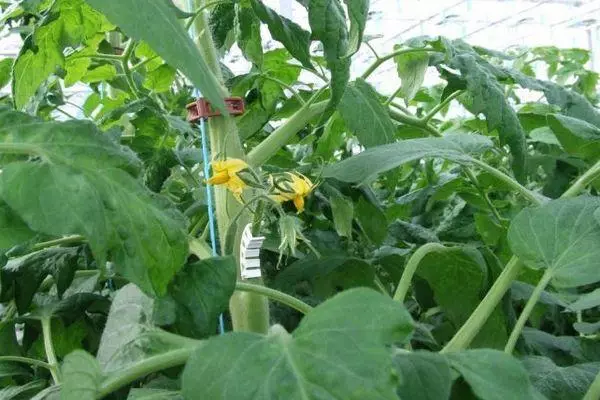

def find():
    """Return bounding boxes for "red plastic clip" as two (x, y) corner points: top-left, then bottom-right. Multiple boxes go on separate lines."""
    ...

(186, 97), (245, 122)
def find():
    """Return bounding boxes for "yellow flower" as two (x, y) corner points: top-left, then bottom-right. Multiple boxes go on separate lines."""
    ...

(270, 172), (314, 213)
(207, 158), (248, 200)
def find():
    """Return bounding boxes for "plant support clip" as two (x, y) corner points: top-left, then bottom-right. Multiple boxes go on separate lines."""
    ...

(240, 224), (265, 280)
(186, 97), (245, 122)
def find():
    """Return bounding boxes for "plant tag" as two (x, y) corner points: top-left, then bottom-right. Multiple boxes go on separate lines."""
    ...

(240, 224), (265, 279)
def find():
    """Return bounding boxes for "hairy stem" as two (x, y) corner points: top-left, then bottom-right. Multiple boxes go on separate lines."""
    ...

(42, 317), (61, 383)
(504, 269), (553, 354)
(471, 160), (543, 206)
(422, 90), (464, 123)
(393, 243), (447, 303)
(32, 235), (85, 251)
(235, 282), (313, 315)
(247, 100), (328, 167)
(261, 74), (305, 105)
(388, 107), (441, 137)
(121, 40), (140, 98)
(97, 348), (198, 398)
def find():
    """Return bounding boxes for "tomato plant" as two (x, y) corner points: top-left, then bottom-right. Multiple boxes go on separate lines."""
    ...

(0, 0), (599, 399)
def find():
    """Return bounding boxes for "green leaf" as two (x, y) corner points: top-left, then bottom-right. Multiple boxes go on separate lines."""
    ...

(342, 0), (368, 57)
(1, 247), (83, 313)
(338, 78), (395, 147)
(250, 0), (312, 68)
(96, 283), (153, 372)
(61, 350), (102, 400)
(235, 0), (263, 66)
(0, 202), (36, 251)
(329, 189), (354, 238)
(393, 351), (452, 400)
(82, 64), (117, 83)
(154, 257), (236, 339)
(13, 0), (113, 109)
(84, 0), (227, 113)
(414, 245), (507, 348)
(394, 48), (429, 102)
(0, 58), (13, 90)
(143, 64), (176, 93)
(522, 356), (600, 400)
(209, 3), (236, 51)
(450, 54), (527, 180)
(0, 109), (187, 296)
(547, 114), (600, 161)
(274, 256), (376, 300)
(323, 134), (493, 184)
(308, 0), (351, 115)
(573, 321), (600, 335)
(0, 380), (46, 399)
(355, 196), (388, 246)
(182, 288), (414, 399)
(508, 197), (600, 288)
(567, 288), (600, 312)
(447, 349), (537, 400)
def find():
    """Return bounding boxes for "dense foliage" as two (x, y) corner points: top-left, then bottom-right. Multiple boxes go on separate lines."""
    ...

(0, 0), (600, 399)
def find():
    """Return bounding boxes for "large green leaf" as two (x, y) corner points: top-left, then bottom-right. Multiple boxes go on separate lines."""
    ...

(13, 0), (113, 109)
(447, 350), (538, 400)
(338, 78), (395, 147)
(508, 197), (600, 288)
(60, 350), (103, 400)
(323, 134), (493, 184)
(547, 114), (600, 161)
(154, 257), (236, 339)
(394, 48), (429, 102)
(182, 288), (414, 399)
(84, 0), (227, 113)
(308, 0), (351, 115)
(0, 58), (13, 90)
(450, 54), (526, 180)
(522, 356), (600, 400)
(328, 188), (354, 238)
(342, 0), (369, 57)
(0, 109), (187, 296)
(209, 3), (236, 51)
(250, 0), (312, 68)
(393, 351), (452, 400)
(414, 245), (507, 348)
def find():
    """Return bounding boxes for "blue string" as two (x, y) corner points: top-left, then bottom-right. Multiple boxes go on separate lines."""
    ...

(185, 0), (225, 335)
(198, 116), (225, 335)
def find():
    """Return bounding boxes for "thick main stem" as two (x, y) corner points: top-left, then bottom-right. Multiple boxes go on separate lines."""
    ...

(191, 0), (269, 334)
(504, 269), (553, 354)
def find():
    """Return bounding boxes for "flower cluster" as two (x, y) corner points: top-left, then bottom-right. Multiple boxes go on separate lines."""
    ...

(206, 158), (315, 213)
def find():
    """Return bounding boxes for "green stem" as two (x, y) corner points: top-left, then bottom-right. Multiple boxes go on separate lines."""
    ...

(247, 100), (328, 167)
(393, 243), (447, 303)
(422, 90), (464, 123)
(298, 65), (328, 82)
(389, 107), (441, 138)
(68, 53), (123, 62)
(32, 235), (85, 251)
(463, 167), (504, 224)
(584, 369), (600, 400)
(384, 85), (404, 106)
(562, 159), (600, 198)
(96, 348), (197, 399)
(121, 40), (140, 98)
(235, 282), (313, 315)
(441, 256), (523, 353)
(471, 159), (543, 206)
(504, 269), (554, 354)
(0, 356), (54, 371)
(41, 317), (61, 383)
(362, 48), (440, 80)
(39, 270), (99, 292)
